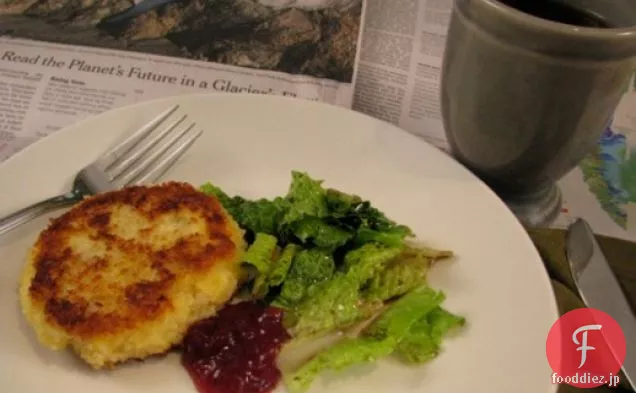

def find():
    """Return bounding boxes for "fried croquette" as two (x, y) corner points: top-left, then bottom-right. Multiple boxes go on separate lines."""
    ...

(19, 182), (246, 369)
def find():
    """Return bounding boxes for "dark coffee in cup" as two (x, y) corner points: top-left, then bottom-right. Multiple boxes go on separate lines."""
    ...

(498, 0), (612, 28)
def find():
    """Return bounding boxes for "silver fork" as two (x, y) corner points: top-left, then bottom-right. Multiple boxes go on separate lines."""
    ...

(0, 104), (202, 237)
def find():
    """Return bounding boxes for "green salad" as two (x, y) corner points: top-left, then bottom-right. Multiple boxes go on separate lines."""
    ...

(200, 171), (465, 393)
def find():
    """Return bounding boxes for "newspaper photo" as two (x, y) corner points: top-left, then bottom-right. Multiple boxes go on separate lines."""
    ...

(0, 0), (362, 83)
(0, 0), (635, 243)
(0, 0), (365, 159)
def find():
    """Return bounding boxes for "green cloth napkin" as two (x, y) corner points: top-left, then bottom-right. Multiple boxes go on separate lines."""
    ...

(527, 228), (636, 393)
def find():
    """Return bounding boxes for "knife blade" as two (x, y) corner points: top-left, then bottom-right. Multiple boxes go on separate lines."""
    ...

(566, 218), (636, 390)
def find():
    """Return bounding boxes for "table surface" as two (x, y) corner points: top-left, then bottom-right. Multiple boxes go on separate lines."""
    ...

(527, 228), (636, 393)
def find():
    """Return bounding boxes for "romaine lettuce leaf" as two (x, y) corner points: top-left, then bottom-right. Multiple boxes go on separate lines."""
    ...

(428, 305), (465, 338)
(236, 197), (289, 236)
(325, 188), (362, 216)
(285, 337), (395, 393)
(200, 182), (289, 236)
(393, 317), (437, 363)
(363, 286), (444, 341)
(325, 188), (413, 247)
(364, 262), (426, 302)
(242, 233), (279, 298)
(290, 216), (353, 250)
(274, 248), (335, 309)
(200, 182), (235, 207)
(286, 244), (402, 337)
(395, 307), (465, 364)
(284, 286), (449, 393)
(354, 226), (412, 247)
(363, 245), (446, 302)
(343, 243), (403, 281)
(243, 232), (278, 274)
(282, 171), (328, 226)
(285, 273), (374, 337)
(201, 173), (414, 249)
(267, 243), (301, 287)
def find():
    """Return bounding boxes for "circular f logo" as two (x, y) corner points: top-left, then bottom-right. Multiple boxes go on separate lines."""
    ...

(572, 324), (602, 368)
(546, 308), (626, 388)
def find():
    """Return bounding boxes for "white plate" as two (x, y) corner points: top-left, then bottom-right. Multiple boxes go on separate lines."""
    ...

(0, 94), (558, 393)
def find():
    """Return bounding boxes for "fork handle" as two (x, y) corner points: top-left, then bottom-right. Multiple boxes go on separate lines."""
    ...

(0, 193), (79, 237)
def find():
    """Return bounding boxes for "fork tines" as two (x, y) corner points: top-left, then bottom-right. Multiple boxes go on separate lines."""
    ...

(98, 104), (202, 187)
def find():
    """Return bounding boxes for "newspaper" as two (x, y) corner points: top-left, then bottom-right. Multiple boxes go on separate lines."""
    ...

(1, 0), (635, 243)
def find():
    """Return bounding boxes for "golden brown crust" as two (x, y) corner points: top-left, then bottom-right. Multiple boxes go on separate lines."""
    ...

(27, 182), (239, 339)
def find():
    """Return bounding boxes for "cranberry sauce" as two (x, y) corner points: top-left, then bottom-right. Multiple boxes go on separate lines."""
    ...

(181, 301), (291, 393)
